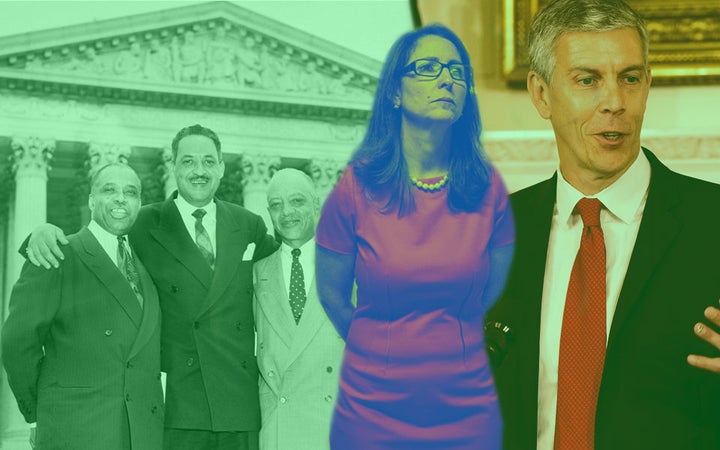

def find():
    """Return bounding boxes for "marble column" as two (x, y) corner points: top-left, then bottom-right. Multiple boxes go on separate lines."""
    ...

(241, 153), (281, 231)
(1, 137), (55, 449)
(307, 157), (345, 206)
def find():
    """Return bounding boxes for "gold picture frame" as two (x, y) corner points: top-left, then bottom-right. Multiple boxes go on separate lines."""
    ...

(503, 0), (720, 87)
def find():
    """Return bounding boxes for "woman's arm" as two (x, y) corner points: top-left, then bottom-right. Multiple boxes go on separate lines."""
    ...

(316, 245), (356, 340)
(482, 243), (514, 310)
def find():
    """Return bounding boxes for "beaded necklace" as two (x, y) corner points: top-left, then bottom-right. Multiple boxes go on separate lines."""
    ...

(410, 174), (448, 192)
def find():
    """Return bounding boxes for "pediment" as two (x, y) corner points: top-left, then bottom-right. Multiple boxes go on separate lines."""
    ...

(0, 1), (381, 119)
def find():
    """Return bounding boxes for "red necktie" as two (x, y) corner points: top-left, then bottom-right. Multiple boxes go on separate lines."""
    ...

(555, 198), (606, 450)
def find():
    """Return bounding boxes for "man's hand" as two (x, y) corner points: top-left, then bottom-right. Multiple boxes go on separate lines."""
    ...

(27, 224), (68, 269)
(687, 299), (720, 374)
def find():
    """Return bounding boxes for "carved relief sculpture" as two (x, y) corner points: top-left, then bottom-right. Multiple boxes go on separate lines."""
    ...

(205, 26), (238, 86)
(113, 42), (144, 78)
(236, 36), (263, 88)
(144, 38), (173, 81)
(172, 31), (206, 83)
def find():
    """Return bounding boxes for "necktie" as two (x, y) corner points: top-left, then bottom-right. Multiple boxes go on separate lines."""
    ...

(117, 236), (144, 308)
(554, 198), (606, 450)
(192, 208), (215, 269)
(289, 248), (307, 324)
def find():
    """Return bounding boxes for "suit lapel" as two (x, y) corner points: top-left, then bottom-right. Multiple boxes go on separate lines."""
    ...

(283, 278), (325, 373)
(127, 255), (160, 359)
(149, 196), (213, 289)
(75, 227), (143, 329)
(197, 200), (247, 316)
(607, 150), (681, 351)
(256, 251), (295, 349)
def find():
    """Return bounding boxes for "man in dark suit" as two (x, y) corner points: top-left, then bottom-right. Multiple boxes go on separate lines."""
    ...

(25, 125), (278, 450)
(486, 1), (720, 449)
(2, 163), (164, 450)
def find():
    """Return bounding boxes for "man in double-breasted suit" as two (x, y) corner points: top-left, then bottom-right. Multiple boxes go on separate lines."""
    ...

(254, 169), (344, 450)
(26, 125), (278, 450)
(3, 163), (163, 450)
(486, 1), (720, 449)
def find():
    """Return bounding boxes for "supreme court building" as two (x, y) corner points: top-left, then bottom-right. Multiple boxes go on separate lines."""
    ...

(0, 2), (379, 447)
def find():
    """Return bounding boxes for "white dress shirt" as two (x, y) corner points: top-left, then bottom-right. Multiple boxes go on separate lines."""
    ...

(87, 220), (131, 268)
(280, 238), (315, 301)
(536, 151), (651, 450)
(174, 196), (217, 254)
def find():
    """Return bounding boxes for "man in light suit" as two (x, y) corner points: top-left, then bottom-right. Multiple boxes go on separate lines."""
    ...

(486, 1), (720, 449)
(3, 163), (163, 450)
(254, 168), (344, 450)
(26, 125), (278, 450)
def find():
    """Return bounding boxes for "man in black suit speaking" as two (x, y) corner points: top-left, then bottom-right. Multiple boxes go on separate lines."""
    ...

(486, 1), (720, 449)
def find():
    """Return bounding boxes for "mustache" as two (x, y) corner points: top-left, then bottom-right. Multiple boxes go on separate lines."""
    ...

(189, 176), (210, 183)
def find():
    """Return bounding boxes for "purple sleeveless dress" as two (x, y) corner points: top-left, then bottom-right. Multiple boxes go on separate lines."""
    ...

(316, 167), (514, 450)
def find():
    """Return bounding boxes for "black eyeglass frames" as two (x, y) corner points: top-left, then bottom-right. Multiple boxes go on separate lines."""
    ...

(404, 58), (469, 82)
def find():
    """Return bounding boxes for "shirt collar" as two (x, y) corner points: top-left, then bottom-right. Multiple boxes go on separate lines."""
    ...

(87, 219), (129, 257)
(174, 194), (216, 222)
(556, 149), (651, 225)
(281, 237), (315, 258)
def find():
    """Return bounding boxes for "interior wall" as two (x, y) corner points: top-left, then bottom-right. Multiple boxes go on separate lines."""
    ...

(416, 0), (720, 134)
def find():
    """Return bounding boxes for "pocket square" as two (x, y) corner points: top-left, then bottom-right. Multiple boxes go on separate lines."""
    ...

(242, 243), (256, 261)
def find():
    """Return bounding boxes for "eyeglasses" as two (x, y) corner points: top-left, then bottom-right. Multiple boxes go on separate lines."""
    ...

(404, 58), (469, 82)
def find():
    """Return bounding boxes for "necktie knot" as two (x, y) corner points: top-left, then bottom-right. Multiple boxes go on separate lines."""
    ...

(192, 208), (207, 221)
(291, 248), (301, 259)
(575, 198), (603, 228)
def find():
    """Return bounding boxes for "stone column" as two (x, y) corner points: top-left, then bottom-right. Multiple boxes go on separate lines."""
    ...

(307, 157), (345, 206)
(241, 153), (281, 231)
(162, 146), (177, 199)
(1, 136), (55, 449)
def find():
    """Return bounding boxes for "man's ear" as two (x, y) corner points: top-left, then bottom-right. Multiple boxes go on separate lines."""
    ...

(527, 70), (552, 120)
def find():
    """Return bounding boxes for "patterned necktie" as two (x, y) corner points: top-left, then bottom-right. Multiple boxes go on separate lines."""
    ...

(555, 198), (607, 450)
(192, 208), (215, 269)
(289, 248), (307, 324)
(117, 236), (144, 308)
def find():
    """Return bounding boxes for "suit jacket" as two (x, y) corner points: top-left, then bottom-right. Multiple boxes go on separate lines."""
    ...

(254, 248), (345, 450)
(488, 149), (720, 450)
(130, 194), (278, 431)
(2, 227), (163, 450)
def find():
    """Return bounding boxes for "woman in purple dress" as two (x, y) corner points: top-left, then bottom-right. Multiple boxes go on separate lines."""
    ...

(315, 24), (514, 449)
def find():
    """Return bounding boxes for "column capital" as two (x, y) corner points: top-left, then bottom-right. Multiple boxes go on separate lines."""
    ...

(87, 142), (131, 178)
(10, 137), (56, 178)
(240, 153), (282, 191)
(307, 157), (346, 189)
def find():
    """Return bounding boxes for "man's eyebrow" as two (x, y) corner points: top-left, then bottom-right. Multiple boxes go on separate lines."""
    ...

(568, 65), (646, 76)
(567, 67), (602, 77)
(619, 65), (646, 74)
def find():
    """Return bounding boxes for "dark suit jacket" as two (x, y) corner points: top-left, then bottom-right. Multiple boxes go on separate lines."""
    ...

(2, 227), (163, 450)
(488, 149), (720, 450)
(129, 194), (278, 432)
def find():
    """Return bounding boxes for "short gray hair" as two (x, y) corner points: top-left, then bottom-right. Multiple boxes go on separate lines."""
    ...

(529, 0), (649, 84)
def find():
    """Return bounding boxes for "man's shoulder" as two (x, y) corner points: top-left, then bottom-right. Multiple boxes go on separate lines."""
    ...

(254, 247), (281, 271)
(217, 199), (261, 220)
(509, 176), (555, 210)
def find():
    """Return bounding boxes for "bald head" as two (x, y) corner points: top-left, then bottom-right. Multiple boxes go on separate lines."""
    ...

(266, 169), (319, 248)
